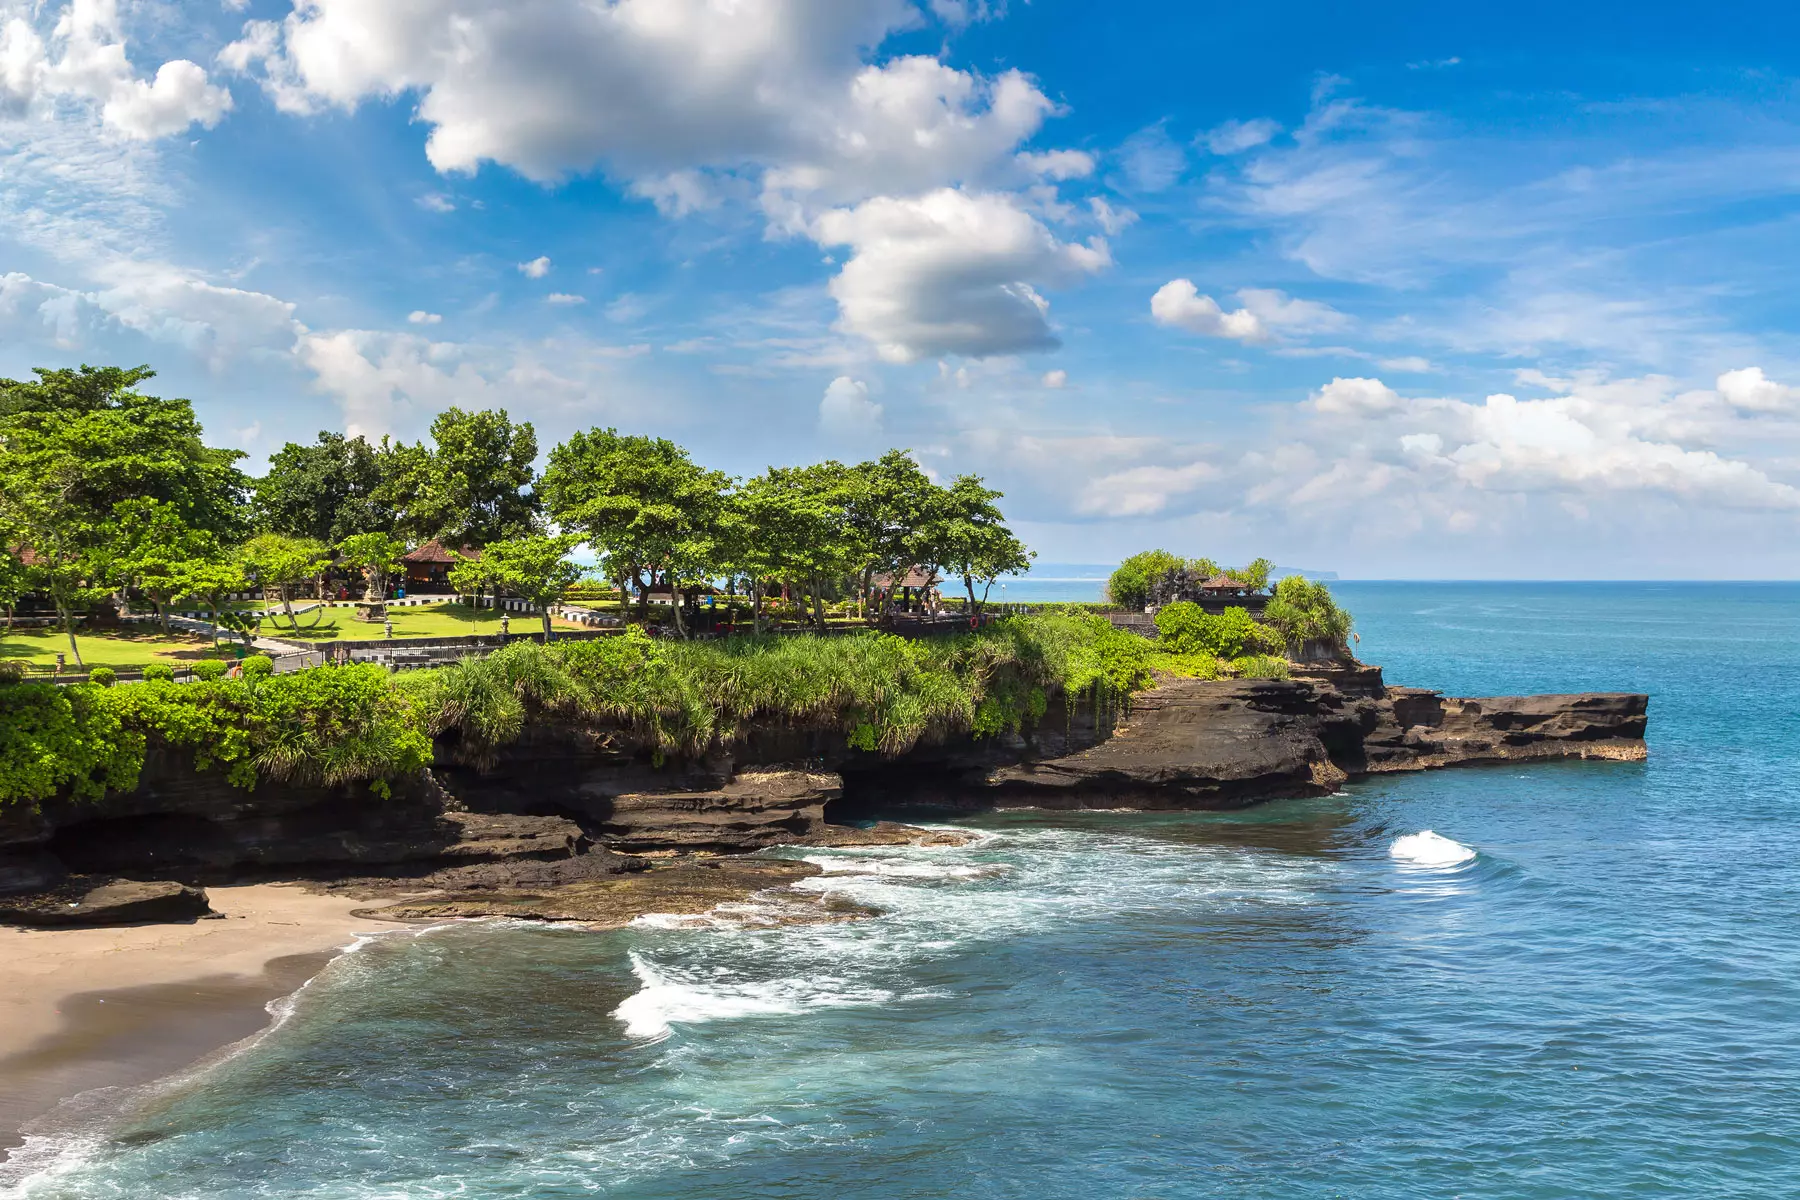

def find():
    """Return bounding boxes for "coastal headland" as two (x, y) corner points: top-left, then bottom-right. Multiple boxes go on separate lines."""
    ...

(0, 639), (1648, 1155)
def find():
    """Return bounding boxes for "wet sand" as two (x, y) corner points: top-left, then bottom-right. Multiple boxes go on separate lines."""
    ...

(0, 884), (406, 1158)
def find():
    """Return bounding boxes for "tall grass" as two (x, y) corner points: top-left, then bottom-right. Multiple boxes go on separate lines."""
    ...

(403, 614), (1158, 766)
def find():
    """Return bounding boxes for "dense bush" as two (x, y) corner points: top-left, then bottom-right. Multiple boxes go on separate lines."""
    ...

(0, 681), (141, 804)
(142, 663), (175, 682)
(0, 666), (432, 806)
(87, 667), (116, 686)
(193, 660), (227, 681)
(1153, 603), (1279, 659)
(1263, 577), (1353, 654)
(241, 655), (274, 679)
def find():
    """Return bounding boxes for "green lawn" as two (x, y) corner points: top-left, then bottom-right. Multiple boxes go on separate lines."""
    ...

(0, 626), (236, 672)
(254, 602), (590, 642)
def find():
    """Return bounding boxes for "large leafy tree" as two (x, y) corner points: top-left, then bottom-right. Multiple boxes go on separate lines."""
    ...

(932, 475), (1033, 616)
(377, 408), (540, 547)
(733, 463), (861, 633)
(541, 428), (730, 621)
(255, 431), (392, 543)
(336, 532), (407, 602)
(0, 365), (250, 663)
(479, 535), (583, 639)
(238, 533), (330, 630)
(841, 450), (944, 616)
(1263, 576), (1353, 656)
(105, 498), (223, 635)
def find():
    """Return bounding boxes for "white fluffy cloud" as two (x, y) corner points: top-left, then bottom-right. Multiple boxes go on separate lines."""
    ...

(221, 0), (1102, 361)
(814, 188), (1109, 361)
(1149, 280), (1264, 341)
(818, 374), (883, 437)
(518, 256), (552, 278)
(1291, 373), (1800, 513)
(1151, 280), (1349, 345)
(223, 0), (1046, 198)
(1310, 376), (1402, 415)
(1716, 366), (1800, 414)
(3, 1), (231, 138)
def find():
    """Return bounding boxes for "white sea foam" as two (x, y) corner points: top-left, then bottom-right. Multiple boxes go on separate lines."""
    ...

(798, 854), (1009, 880)
(612, 952), (905, 1041)
(1389, 830), (1476, 868)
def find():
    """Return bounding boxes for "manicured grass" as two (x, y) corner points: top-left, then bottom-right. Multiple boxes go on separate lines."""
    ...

(257, 602), (589, 642)
(0, 626), (235, 672)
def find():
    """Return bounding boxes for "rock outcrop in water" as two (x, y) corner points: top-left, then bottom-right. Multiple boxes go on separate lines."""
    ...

(0, 662), (1647, 925)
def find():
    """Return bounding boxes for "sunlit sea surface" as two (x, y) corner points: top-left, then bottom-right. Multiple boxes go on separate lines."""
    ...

(7, 583), (1800, 1199)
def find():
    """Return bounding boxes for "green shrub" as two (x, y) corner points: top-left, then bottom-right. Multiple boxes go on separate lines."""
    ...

(1231, 654), (1291, 680)
(241, 655), (274, 679)
(193, 660), (227, 681)
(142, 663), (175, 682)
(1154, 603), (1281, 660)
(87, 667), (116, 686)
(1263, 577), (1352, 654)
(0, 660), (27, 684)
(0, 682), (141, 804)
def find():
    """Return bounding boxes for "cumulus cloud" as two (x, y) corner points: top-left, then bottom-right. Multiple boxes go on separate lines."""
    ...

(814, 188), (1109, 361)
(1151, 280), (1349, 344)
(1286, 374), (1800, 514)
(1199, 117), (1279, 155)
(219, 0), (1109, 363)
(3, 2), (231, 137)
(819, 374), (883, 437)
(518, 256), (551, 278)
(102, 59), (232, 138)
(1310, 376), (1402, 415)
(1149, 280), (1263, 341)
(408, 310), (441, 324)
(1716, 366), (1800, 414)
(223, 0), (1048, 197)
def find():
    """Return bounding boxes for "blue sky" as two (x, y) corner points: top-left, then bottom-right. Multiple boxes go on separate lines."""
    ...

(4, 0), (1800, 577)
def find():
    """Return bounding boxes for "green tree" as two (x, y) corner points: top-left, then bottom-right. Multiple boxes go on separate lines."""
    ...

(105, 498), (220, 635)
(480, 535), (584, 639)
(1154, 603), (1274, 659)
(336, 532), (407, 602)
(1232, 557), (1275, 593)
(238, 533), (330, 630)
(840, 450), (944, 617)
(1263, 576), (1353, 657)
(0, 547), (24, 632)
(1107, 550), (1183, 609)
(733, 464), (860, 633)
(172, 557), (252, 649)
(0, 366), (251, 663)
(255, 432), (391, 542)
(931, 475), (1032, 616)
(540, 428), (730, 621)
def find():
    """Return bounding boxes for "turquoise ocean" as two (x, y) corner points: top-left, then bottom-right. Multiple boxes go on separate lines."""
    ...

(6, 582), (1800, 1198)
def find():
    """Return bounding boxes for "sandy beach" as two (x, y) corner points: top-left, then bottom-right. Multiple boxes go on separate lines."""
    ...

(0, 884), (406, 1157)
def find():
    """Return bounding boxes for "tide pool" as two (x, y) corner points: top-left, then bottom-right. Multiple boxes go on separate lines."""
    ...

(7, 583), (1799, 1199)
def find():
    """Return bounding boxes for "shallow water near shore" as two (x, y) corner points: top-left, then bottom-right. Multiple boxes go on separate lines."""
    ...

(7, 582), (1800, 1198)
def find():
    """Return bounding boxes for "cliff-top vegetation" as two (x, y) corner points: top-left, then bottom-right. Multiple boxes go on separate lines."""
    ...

(0, 597), (1345, 809)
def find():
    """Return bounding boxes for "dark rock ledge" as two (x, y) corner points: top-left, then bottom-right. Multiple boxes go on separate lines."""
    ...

(0, 663), (1645, 926)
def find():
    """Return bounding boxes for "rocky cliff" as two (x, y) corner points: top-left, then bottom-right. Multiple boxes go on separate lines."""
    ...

(0, 662), (1647, 924)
